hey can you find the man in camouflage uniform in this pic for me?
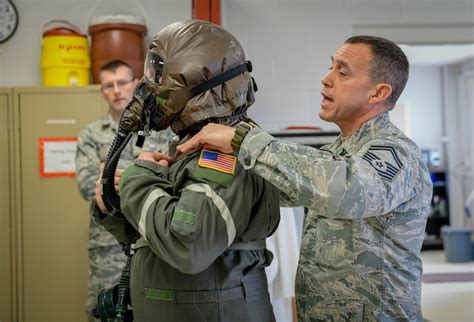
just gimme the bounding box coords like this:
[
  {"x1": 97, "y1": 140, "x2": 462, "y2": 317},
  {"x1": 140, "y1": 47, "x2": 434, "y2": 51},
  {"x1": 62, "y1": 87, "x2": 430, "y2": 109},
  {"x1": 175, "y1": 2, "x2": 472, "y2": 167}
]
[
  {"x1": 93, "y1": 20, "x2": 281, "y2": 322},
  {"x1": 178, "y1": 36, "x2": 433, "y2": 321},
  {"x1": 75, "y1": 60, "x2": 173, "y2": 321}
]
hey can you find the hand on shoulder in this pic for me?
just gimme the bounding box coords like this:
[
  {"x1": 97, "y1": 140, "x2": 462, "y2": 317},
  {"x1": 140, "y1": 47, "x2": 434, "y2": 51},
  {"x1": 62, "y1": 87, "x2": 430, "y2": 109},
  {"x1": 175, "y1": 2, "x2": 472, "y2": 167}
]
[{"x1": 177, "y1": 123, "x2": 235, "y2": 154}]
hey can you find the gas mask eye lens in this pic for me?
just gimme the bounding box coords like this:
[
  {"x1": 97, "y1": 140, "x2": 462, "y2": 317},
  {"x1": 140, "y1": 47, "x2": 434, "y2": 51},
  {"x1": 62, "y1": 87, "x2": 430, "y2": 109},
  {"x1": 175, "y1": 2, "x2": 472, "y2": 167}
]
[{"x1": 144, "y1": 52, "x2": 164, "y2": 84}]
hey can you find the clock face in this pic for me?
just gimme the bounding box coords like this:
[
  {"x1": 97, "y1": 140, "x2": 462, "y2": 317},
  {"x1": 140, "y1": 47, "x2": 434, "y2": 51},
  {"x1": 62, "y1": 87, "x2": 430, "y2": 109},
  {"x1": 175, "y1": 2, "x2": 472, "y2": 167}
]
[{"x1": 0, "y1": 0, "x2": 19, "y2": 43}]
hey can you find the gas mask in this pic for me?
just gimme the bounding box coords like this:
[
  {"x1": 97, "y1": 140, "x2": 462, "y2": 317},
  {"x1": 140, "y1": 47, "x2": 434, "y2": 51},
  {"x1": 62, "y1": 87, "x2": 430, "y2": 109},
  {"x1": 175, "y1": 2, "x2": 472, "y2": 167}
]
[
  {"x1": 118, "y1": 52, "x2": 168, "y2": 146},
  {"x1": 101, "y1": 19, "x2": 257, "y2": 216}
]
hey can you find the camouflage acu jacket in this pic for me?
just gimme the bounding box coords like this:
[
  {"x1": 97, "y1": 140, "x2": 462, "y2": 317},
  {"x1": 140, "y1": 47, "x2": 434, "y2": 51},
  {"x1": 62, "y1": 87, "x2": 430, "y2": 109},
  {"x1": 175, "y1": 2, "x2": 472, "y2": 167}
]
[
  {"x1": 75, "y1": 113, "x2": 174, "y2": 248},
  {"x1": 238, "y1": 112, "x2": 433, "y2": 321}
]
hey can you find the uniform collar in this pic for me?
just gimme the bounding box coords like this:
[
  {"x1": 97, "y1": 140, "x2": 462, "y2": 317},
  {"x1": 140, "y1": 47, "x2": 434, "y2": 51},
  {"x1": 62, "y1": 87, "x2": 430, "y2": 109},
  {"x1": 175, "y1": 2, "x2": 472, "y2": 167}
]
[
  {"x1": 332, "y1": 112, "x2": 390, "y2": 152},
  {"x1": 347, "y1": 112, "x2": 390, "y2": 143}
]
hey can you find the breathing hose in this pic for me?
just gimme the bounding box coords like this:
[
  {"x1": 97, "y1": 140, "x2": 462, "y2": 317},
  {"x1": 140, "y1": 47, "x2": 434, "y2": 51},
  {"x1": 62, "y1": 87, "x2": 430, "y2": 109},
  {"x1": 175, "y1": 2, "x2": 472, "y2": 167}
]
[{"x1": 101, "y1": 128, "x2": 132, "y2": 217}]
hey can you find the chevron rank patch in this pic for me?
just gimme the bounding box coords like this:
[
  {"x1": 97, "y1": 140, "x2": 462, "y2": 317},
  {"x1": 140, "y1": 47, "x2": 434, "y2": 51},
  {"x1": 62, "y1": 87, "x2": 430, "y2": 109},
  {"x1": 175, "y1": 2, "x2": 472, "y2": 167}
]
[
  {"x1": 198, "y1": 149, "x2": 237, "y2": 175},
  {"x1": 362, "y1": 145, "x2": 403, "y2": 182}
]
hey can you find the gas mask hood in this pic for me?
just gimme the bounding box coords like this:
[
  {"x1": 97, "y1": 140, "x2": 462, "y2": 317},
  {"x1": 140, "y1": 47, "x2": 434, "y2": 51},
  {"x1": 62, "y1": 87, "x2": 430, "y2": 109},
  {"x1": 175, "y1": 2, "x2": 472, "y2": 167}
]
[
  {"x1": 101, "y1": 19, "x2": 257, "y2": 216},
  {"x1": 143, "y1": 19, "x2": 257, "y2": 135}
]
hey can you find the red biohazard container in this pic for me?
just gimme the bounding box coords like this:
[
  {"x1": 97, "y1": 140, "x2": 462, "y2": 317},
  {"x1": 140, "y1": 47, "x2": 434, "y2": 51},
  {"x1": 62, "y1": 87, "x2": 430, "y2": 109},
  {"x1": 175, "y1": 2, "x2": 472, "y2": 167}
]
[{"x1": 88, "y1": 14, "x2": 147, "y2": 83}]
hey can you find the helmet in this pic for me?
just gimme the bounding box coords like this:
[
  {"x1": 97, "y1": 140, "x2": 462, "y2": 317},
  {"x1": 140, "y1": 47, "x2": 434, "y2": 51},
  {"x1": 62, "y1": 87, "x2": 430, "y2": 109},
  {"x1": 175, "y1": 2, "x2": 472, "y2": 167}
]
[{"x1": 142, "y1": 19, "x2": 256, "y2": 134}]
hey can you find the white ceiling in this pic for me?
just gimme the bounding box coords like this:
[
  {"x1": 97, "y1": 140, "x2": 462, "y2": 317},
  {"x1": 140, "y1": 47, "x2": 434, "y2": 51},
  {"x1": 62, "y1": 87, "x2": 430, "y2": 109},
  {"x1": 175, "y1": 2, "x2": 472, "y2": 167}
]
[{"x1": 399, "y1": 44, "x2": 474, "y2": 66}]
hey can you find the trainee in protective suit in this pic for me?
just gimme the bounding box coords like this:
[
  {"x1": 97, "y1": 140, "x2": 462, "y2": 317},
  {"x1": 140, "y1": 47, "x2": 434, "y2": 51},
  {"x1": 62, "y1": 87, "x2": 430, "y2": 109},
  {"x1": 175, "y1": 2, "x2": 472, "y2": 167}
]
[{"x1": 93, "y1": 19, "x2": 281, "y2": 322}]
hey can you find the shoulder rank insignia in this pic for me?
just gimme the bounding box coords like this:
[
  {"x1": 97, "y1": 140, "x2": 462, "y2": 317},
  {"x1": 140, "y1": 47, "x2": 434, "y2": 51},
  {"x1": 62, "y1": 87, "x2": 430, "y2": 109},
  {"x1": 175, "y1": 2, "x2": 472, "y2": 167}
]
[
  {"x1": 198, "y1": 149, "x2": 237, "y2": 175},
  {"x1": 362, "y1": 145, "x2": 403, "y2": 182}
]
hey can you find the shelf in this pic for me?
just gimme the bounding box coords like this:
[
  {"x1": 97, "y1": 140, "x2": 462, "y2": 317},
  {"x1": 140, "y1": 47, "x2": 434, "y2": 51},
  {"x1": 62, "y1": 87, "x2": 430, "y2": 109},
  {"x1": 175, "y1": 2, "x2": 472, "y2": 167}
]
[{"x1": 422, "y1": 236, "x2": 444, "y2": 250}]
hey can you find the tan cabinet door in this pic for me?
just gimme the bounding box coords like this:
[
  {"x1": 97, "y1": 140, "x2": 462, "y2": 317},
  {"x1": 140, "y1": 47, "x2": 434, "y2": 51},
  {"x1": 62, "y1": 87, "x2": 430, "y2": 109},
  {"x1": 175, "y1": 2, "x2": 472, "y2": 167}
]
[
  {"x1": 0, "y1": 88, "x2": 13, "y2": 322},
  {"x1": 14, "y1": 86, "x2": 105, "y2": 322}
]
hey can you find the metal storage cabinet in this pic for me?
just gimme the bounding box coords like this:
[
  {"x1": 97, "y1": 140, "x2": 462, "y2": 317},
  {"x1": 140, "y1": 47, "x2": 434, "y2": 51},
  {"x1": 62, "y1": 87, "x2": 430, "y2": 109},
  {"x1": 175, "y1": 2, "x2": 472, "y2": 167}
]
[
  {"x1": 10, "y1": 86, "x2": 107, "y2": 322},
  {"x1": 0, "y1": 88, "x2": 14, "y2": 322}
]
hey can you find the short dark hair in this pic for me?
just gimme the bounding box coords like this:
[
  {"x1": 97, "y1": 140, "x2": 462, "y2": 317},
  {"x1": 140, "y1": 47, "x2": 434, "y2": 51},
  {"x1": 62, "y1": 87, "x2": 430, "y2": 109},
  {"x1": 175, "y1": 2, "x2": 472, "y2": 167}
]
[
  {"x1": 99, "y1": 60, "x2": 135, "y2": 79},
  {"x1": 344, "y1": 35, "x2": 409, "y2": 108}
]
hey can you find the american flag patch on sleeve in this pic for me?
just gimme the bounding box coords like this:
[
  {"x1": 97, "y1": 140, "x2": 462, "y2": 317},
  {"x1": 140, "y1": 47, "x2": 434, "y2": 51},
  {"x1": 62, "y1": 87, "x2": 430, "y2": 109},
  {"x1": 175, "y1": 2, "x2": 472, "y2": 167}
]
[{"x1": 198, "y1": 149, "x2": 237, "y2": 175}]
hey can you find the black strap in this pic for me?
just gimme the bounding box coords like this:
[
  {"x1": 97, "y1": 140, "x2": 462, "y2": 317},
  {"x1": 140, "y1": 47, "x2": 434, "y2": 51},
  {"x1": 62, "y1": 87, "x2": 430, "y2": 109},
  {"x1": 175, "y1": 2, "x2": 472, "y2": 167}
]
[
  {"x1": 136, "y1": 96, "x2": 149, "y2": 148},
  {"x1": 190, "y1": 61, "x2": 252, "y2": 97}
]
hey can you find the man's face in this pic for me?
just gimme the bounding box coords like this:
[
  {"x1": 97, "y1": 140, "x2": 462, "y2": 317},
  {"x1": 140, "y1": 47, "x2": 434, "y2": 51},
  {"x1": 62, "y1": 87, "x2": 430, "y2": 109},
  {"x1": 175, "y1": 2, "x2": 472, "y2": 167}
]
[
  {"x1": 320, "y1": 43, "x2": 376, "y2": 127},
  {"x1": 99, "y1": 66, "x2": 138, "y2": 118}
]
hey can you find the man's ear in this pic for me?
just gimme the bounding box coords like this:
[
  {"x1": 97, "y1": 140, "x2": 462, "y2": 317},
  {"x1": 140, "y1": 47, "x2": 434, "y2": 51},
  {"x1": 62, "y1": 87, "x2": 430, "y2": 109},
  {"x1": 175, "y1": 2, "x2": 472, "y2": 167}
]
[{"x1": 368, "y1": 83, "x2": 392, "y2": 105}]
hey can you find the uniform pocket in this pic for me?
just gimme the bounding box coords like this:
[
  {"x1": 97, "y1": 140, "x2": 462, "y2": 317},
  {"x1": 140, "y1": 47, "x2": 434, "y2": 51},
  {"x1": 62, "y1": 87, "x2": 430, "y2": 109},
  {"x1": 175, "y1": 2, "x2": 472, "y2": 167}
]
[
  {"x1": 241, "y1": 270, "x2": 270, "y2": 304},
  {"x1": 311, "y1": 217, "x2": 354, "y2": 269},
  {"x1": 307, "y1": 298, "x2": 363, "y2": 321},
  {"x1": 170, "y1": 192, "x2": 204, "y2": 241}
]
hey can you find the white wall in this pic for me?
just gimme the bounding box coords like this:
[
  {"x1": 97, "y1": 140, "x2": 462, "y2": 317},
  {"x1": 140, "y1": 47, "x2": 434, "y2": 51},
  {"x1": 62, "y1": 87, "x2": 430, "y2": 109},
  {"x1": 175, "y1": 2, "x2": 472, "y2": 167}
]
[
  {"x1": 398, "y1": 66, "x2": 444, "y2": 152},
  {"x1": 223, "y1": 0, "x2": 474, "y2": 132},
  {"x1": 0, "y1": 0, "x2": 473, "y2": 135}
]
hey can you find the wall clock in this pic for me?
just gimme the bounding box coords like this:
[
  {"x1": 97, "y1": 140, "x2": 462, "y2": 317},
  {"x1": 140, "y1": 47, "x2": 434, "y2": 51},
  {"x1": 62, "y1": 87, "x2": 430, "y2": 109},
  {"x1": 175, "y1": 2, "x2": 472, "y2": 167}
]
[{"x1": 0, "y1": 0, "x2": 19, "y2": 44}]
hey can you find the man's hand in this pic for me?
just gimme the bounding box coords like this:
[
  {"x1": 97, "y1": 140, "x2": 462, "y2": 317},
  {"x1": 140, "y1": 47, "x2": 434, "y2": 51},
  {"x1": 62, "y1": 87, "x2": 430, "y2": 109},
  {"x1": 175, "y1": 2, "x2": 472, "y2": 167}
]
[
  {"x1": 137, "y1": 151, "x2": 174, "y2": 167},
  {"x1": 177, "y1": 123, "x2": 235, "y2": 154},
  {"x1": 95, "y1": 175, "x2": 108, "y2": 214},
  {"x1": 95, "y1": 164, "x2": 123, "y2": 214}
]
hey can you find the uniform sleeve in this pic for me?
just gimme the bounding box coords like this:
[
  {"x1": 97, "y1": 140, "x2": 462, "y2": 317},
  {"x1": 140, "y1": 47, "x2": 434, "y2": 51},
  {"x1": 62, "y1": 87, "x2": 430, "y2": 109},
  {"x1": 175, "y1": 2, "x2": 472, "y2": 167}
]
[
  {"x1": 238, "y1": 129, "x2": 426, "y2": 220},
  {"x1": 118, "y1": 158, "x2": 275, "y2": 274},
  {"x1": 75, "y1": 127, "x2": 100, "y2": 201},
  {"x1": 91, "y1": 201, "x2": 138, "y2": 245}
]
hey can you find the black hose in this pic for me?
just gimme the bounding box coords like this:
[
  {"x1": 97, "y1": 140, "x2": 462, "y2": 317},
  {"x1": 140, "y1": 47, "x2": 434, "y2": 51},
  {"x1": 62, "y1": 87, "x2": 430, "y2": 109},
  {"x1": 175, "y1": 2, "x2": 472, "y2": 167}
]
[
  {"x1": 101, "y1": 128, "x2": 132, "y2": 217},
  {"x1": 115, "y1": 244, "x2": 133, "y2": 321}
]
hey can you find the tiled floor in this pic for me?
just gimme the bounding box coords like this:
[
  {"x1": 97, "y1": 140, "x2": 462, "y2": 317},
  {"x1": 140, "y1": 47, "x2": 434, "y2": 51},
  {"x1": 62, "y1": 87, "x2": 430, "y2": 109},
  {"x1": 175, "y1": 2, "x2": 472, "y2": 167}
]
[{"x1": 421, "y1": 250, "x2": 474, "y2": 322}]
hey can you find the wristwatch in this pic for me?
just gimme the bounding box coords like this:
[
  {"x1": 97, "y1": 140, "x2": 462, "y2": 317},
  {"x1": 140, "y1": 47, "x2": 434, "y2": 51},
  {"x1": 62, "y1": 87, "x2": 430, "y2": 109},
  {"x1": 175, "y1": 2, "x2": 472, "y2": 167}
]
[{"x1": 231, "y1": 121, "x2": 257, "y2": 152}]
